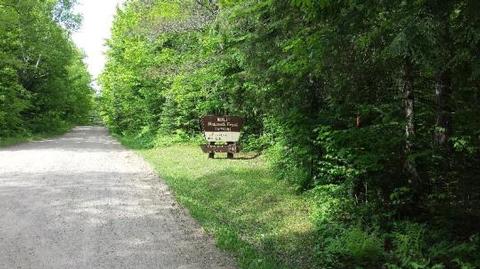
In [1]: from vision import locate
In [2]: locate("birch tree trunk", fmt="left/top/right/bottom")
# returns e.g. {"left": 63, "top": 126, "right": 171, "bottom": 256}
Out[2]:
{"left": 402, "top": 57, "right": 420, "bottom": 183}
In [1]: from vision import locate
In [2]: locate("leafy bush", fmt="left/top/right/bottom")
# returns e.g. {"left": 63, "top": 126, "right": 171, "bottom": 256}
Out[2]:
{"left": 385, "top": 222, "right": 480, "bottom": 269}
{"left": 154, "top": 129, "right": 204, "bottom": 147}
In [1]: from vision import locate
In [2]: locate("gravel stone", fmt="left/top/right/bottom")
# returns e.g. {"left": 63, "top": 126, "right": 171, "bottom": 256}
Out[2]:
{"left": 0, "top": 126, "right": 235, "bottom": 269}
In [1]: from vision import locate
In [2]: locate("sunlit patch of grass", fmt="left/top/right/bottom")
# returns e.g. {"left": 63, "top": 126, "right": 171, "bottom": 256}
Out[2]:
{"left": 138, "top": 144, "right": 318, "bottom": 268}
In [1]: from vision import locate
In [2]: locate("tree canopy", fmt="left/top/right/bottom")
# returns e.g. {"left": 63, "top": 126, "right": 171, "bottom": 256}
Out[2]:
{"left": 107, "top": 0, "right": 480, "bottom": 267}
{"left": 0, "top": 0, "right": 93, "bottom": 138}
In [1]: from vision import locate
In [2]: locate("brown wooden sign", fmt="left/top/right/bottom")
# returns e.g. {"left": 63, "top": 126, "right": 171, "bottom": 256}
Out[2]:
{"left": 201, "top": 116, "right": 244, "bottom": 132}
{"left": 200, "top": 115, "right": 244, "bottom": 143}
{"left": 200, "top": 115, "right": 244, "bottom": 159}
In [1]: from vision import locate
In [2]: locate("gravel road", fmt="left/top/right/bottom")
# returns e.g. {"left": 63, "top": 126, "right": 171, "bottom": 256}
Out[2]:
{"left": 0, "top": 126, "right": 235, "bottom": 269}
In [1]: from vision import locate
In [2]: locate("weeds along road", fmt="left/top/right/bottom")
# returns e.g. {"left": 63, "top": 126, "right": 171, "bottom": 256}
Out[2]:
{"left": 0, "top": 126, "right": 235, "bottom": 269}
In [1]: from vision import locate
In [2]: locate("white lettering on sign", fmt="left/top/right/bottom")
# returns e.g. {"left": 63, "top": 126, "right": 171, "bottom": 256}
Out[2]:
{"left": 204, "top": 132, "right": 241, "bottom": 142}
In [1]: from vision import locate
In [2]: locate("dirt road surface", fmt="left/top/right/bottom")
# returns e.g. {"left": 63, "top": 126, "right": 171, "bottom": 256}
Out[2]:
{"left": 0, "top": 126, "right": 235, "bottom": 269}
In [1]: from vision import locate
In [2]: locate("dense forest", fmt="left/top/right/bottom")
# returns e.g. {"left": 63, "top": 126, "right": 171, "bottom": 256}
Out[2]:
{"left": 0, "top": 0, "right": 93, "bottom": 139}
{"left": 100, "top": 0, "right": 480, "bottom": 268}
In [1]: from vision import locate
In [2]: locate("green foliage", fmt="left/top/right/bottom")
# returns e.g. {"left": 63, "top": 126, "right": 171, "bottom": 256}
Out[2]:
{"left": 101, "top": 0, "right": 480, "bottom": 267}
{"left": 324, "top": 227, "right": 384, "bottom": 268}
{"left": 0, "top": 0, "right": 93, "bottom": 140}
{"left": 385, "top": 223, "right": 480, "bottom": 269}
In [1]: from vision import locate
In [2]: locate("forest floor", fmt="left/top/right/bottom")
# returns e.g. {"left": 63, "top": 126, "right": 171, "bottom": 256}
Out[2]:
{"left": 0, "top": 126, "right": 235, "bottom": 269}
{"left": 137, "top": 144, "right": 318, "bottom": 269}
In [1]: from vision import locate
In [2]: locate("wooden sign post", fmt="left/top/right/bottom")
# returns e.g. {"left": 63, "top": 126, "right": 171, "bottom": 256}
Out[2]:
{"left": 200, "top": 115, "right": 244, "bottom": 159}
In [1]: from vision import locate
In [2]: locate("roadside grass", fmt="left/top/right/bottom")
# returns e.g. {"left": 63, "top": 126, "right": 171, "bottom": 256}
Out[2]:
{"left": 0, "top": 126, "right": 72, "bottom": 148}
{"left": 136, "top": 144, "right": 318, "bottom": 269}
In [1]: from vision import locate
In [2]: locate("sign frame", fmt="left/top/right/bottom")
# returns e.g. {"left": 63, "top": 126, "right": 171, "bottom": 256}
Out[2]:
{"left": 200, "top": 115, "right": 244, "bottom": 159}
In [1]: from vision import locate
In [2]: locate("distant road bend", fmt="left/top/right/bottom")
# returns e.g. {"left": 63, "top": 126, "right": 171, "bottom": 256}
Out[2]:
{"left": 0, "top": 126, "right": 234, "bottom": 269}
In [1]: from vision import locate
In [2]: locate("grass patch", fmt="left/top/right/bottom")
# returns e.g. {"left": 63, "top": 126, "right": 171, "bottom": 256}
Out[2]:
{"left": 137, "top": 144, "right": 318, "bottom": 269}
{"left": 0, "top": 126, "right": 72, "bottom": 148}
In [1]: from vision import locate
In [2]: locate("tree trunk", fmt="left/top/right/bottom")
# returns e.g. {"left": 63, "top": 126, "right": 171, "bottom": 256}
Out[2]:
{"left": 402, "top": 57, "right": 420, "bottom": 183}
{"left": 434, "top": 17, "right": 453, "bottom": 153}
{"left": 434, "top": 70, "right": 452, "bottom": 151}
